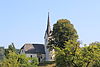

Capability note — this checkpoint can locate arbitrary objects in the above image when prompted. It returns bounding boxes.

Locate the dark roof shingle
[21,44,45,54]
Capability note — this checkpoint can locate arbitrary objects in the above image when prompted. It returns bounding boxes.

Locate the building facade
[0,47,5,60]
[44,13,55,61]
[20,44,45,62]
[20,13,55,62]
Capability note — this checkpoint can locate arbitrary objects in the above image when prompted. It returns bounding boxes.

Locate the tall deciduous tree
[48,19,79,67]
[48,19,78,49]
[55,40,81,67]
[81,42,100,67]
[56,41,100,67]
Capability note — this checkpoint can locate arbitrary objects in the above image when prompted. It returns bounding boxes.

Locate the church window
[51,57,52,59]
[41,56,42,59]
[22,50,24,53]
[30,55,32,58]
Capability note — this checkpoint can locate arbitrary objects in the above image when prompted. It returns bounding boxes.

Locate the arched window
[30,55,32,58]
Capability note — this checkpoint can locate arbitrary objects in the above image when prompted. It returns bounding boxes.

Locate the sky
[0,0,100,48]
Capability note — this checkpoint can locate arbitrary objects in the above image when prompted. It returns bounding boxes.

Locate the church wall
[26,54,37,58]
[26,54,45,62]
[44,33,54,61]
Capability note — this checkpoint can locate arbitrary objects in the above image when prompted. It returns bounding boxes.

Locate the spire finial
[48,12,49,15]
[46,12,51,35]
[48,12,50,23]
[47,12,50,27]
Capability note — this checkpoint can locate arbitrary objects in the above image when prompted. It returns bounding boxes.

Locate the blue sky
[0,0,100,48]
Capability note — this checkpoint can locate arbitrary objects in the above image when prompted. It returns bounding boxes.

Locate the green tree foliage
[18,54,39,67]
[1,44,39,67]
[49,19,100,67]
[1,51,20,67]
[49,19,80,67]
[55,41,100,67]
[80,42,100,67]
[55,47,66,67]
[48,19,78,49]
[31,58,39,67]
[5,43,16,58]
[55,40,81,67]
[0,51,39,67]
[8,43,16,52]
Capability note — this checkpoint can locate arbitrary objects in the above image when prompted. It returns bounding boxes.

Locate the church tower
[44,13,54,61]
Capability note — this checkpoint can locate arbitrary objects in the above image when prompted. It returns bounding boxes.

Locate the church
[20,13,55,62]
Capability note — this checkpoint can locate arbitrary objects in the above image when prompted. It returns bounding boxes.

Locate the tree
[8,43,16,52]
[1,51,39,67]
[18,54,39,67]
[49,19,100,67]
[1,51,20,67]
[55,47,67,67]
[5,43,16,58]
[55,40,81,67]
[80,42,100,67]
[55,41,100,67]
[2,43,39,67]
[48,19,78,49]
[48,19,79,67]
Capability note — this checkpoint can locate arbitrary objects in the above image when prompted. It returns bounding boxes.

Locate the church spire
[46,12,51,35]
[47,12,50,26]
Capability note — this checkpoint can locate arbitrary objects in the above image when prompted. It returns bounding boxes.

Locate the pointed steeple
[46,12,51,36]
[47,12,50,27]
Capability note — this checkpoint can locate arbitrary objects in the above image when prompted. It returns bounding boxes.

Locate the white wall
[44,33,55,61]
[26,54,37,57]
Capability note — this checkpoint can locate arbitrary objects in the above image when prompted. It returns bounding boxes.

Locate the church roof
[21,44,45,54]
[45,12,51,37]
